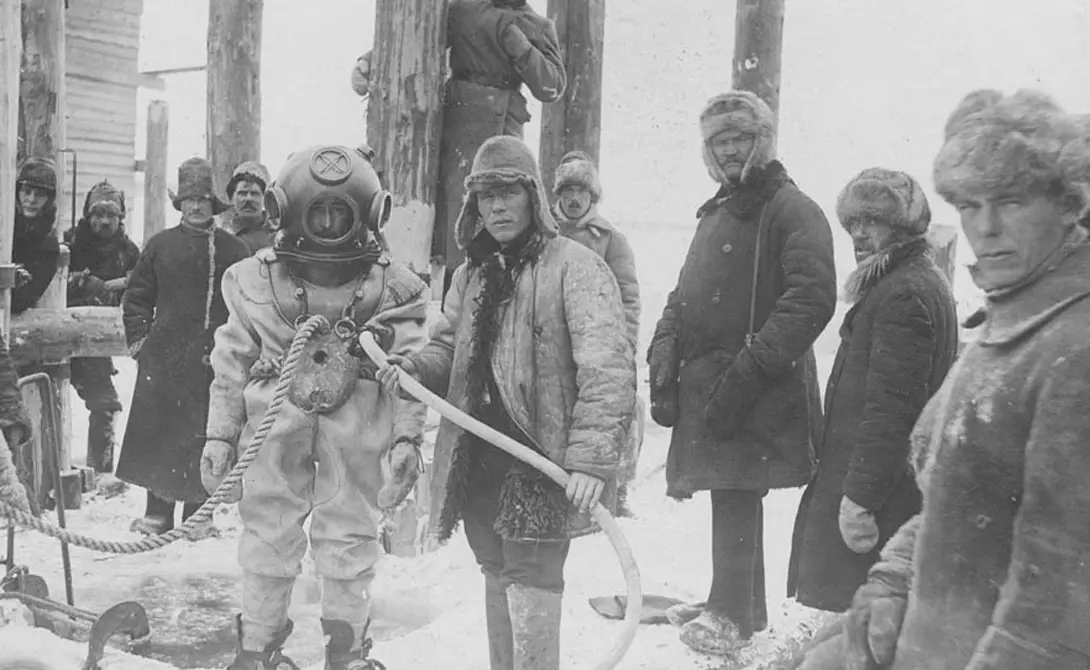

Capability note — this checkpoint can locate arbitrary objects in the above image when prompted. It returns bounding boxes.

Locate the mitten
[82,275,108,304]
[378,440,422,509]
[839,495,879,554]
[647,339,679,427]
[200,439,236,495]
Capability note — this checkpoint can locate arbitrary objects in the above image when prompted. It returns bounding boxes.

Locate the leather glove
[200,439,236,496]
[500,22,533,59]
[377,440,422,509]
[839,495,879,554]
[647,339,679,427]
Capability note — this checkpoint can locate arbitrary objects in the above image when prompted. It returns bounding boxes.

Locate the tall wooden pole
[732,0,785,155]
[206,0,262,190]
[143,100,169,244]
[366,0,448,279]
[1,0,20,342]
[539,0,606,198]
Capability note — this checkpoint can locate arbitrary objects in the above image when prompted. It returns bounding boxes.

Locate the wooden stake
[539,0,606,196]
[206,0,263,190]
[732,0,785,154]
[0,0,20,342]
[142,100,169,244]
[366,0,448,278]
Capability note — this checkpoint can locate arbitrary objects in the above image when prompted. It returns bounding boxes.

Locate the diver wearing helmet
[200,145,429,670]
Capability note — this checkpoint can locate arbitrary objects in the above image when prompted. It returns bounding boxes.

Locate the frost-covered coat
[435,0,565,267]
[786,239,958,612]
[414,235,636,541]
[649,162,836,497]
[553,204,641,352]
[890,242,1090,670]
[117,224,249,502]
[205,251,429,579]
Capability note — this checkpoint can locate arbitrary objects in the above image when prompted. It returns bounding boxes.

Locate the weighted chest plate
[288,327,361,414]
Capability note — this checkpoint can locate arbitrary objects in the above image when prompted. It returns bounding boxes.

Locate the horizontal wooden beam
[139,64,206,77]
[10,306,127,367]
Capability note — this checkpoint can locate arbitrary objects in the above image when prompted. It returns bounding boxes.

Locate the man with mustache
[786,168,958,615]
[222,161,274,255]
[65,180,140,493]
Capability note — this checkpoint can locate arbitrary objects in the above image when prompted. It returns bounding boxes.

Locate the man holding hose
[378,135,636,670]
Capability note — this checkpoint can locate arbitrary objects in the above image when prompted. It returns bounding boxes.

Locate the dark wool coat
[13,208,60,315]
[786,239,959,612]
[649,162,836,497]
[891,243,1090,670]
[65,220,140,306]
[117,224,249,502]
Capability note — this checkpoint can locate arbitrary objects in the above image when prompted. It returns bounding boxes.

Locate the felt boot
[485,573,514,670]
[507,584,561,670]
[226,614,298,670]
[86,410,117,474]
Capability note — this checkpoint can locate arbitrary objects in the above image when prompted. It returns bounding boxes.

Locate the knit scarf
[180,218,217,330]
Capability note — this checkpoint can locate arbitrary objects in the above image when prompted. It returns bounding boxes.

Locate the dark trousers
[707,489,768,638]
[463,488,571,594]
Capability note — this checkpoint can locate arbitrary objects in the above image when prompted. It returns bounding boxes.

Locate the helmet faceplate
[266,145,391,263]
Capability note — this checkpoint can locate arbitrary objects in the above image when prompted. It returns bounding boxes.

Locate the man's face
[849,218,897,264]
[17,184,50,218]
[478,183,533,245]
[306,198,355,241]
[181,197,214,226]
[557,185,592,220]
[954,188,1073,290]
[88,203,122,239]
[708,130,755,182]
[232,180,265,221]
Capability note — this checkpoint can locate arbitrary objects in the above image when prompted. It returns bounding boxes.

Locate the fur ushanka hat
[1059,113,1090,222]
[16,157,58,195]
[82,180,126,218]
[552,150,602,202]
[170,157,229,215]
[454,135,558,250]
[699,90,776,184]
[933,89,1084,210]
[836,168,931,237]
[226,160,271,198]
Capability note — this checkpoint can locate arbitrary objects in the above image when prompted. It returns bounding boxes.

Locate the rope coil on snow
[0,315,328,554]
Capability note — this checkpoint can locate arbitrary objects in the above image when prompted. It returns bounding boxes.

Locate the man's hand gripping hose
[0,315,329,554]
[357,331,643,670]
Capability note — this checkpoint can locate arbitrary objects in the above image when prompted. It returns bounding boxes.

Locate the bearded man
[647,90,837,656]
[222,161,274,254]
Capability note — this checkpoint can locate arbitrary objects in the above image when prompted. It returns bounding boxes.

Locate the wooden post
[539,0,606,197]
[927,224,958,288]
[143,100,169,244]
[206,0,263,189]
[1,0,20,342]
[366,0,448,278]
[732,0,785,154]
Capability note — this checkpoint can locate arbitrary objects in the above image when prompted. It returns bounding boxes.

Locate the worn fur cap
[226,160,271,198]
[16,157,58,195]
[82,180,126,218]
[552,150,602,201]
[837,168,931,237]
[934,89,1080,205]
[1059,113,1090,221]
[170,157,229,215]
[699,90,776,184]
[455,135,558,250]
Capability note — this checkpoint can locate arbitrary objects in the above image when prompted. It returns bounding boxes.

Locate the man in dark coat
[66,180,140,487]
[13,157,60,315]
[795,90,1090,670]
[220,160,274,255]
[118,157,249,536]
[785,168,958,614]
[647,90,837,656]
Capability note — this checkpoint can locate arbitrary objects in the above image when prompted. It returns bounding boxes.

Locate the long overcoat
[890,242,1090,670]
[786,239,958,612]
[117,224,249,502]
[649,162,837,497]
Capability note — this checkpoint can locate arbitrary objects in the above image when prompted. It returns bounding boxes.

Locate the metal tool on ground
[356,331,644,670]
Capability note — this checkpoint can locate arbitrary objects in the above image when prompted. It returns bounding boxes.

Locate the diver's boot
[226,614,299,670]
[322,618,387,670]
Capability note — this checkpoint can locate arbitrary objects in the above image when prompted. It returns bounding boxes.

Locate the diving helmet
[265,145,392,263]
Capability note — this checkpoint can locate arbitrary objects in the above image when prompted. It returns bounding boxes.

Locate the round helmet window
[305,198,356,243]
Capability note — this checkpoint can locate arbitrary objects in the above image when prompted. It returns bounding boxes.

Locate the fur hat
[836,167,931,237]
[1059,113,1090,221]
[82,180,126,218]
[454,135,558,250]
[933,89,1080,206]
[552,150,602,201]
[226,160,271,198]
[16,156,58,195]
[699,90,776,184]
[170,157,229,215]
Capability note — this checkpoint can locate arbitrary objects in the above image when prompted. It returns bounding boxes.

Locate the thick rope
[0,315,329,554]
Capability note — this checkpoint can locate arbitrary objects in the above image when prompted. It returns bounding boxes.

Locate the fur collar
[697,160,792,220]
[842,237,932,304]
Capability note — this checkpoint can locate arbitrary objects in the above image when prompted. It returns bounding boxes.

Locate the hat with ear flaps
[699,90,776,185]
[16,156,58,195]
[553,150,602,201]
[933,89,1081,207]
[836,167,931,237]
[169,157,229,215]
[454,135,558,250]
[82,180,126,218]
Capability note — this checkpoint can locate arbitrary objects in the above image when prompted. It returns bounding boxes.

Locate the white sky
[136,0,1090,296]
